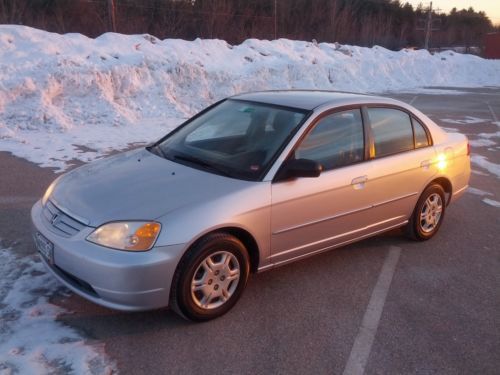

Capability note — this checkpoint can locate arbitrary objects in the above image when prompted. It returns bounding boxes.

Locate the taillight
[467,142,470,156]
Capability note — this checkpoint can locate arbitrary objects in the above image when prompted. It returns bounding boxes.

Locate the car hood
[51,148,252,227]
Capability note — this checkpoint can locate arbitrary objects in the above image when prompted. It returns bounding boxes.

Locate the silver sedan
[31,91,471,321]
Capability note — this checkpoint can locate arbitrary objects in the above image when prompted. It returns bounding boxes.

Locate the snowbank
[1,25,500,170]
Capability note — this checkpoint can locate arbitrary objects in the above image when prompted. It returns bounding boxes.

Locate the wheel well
[199,227,260,273]
[430,177,452,204]
[223,228,260,273]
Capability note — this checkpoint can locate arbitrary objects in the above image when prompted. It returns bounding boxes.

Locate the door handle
[351,175,368,190]
[420,160,431,169]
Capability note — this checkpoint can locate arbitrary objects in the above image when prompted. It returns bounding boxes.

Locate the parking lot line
[485,102,498,123]
[409,95,418,105]
[342,246,402,375]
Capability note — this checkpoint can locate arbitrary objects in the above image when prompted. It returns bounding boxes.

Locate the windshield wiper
[146,144,167,159]
[172,154,232,177]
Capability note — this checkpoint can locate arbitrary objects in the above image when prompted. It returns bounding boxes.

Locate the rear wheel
[170,232,250,321]
[407,184,446,241]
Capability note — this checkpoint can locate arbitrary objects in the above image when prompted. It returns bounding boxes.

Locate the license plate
[35,232,54,264]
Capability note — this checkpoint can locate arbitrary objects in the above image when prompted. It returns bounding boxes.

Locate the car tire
[406,183,446,241]
[170,232,250,322]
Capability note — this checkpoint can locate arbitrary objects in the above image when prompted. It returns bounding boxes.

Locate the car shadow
[55,228,407,339]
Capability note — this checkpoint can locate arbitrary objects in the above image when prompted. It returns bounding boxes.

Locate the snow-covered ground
[436,114,500,181]
[0,244,116,374]
[1,25,500,170]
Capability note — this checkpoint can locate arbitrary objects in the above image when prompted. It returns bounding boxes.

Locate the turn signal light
[130,223,161,250]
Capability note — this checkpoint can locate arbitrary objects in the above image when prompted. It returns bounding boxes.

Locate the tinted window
[296,109,364,170]
[368,108,414,157]
[412,117,430,148]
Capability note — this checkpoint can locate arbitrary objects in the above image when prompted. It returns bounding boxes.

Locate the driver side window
[296,109,364,171]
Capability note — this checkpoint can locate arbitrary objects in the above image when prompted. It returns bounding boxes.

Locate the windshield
[156,99,308,180]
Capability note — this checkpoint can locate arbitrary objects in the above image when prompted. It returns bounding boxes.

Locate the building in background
[484,32,500,59]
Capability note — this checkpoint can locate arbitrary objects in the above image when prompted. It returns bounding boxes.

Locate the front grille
[42,200,86,237]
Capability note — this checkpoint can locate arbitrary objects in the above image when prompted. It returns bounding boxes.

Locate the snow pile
[466,187,500,208]
[0,245,117,374]
[471,154,500,178]
[469,138,496,147]
[482,198,500,207]
[439,115,500,180]
[441,116,491,125]
[1,25,500,170]
[466,187,493,197]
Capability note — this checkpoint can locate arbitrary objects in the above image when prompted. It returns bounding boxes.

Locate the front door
[270,108,373,265]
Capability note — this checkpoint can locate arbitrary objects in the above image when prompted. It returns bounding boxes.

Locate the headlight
[87,221,161,251]
[42,176,62,206]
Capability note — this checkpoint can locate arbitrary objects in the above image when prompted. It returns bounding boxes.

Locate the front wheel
[170,233,250,321]
[407,184,446,241]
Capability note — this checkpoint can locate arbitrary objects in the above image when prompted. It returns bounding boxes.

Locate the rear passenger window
[296,109,364,171]
[412,117,430,148]
[367,108,414,157]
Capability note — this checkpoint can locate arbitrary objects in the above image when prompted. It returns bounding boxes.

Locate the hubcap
[191,251,240,310]
[419,193,443,233]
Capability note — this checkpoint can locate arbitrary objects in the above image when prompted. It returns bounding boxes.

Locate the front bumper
[31,200,187,311]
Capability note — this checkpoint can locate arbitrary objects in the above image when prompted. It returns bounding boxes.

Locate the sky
[406,1,500,25]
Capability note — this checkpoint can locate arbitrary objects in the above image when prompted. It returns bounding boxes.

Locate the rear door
[361,107,437,224]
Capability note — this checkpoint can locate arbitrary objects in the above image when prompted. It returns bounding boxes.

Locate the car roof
[230,90,393,111]
[231,90,449,145]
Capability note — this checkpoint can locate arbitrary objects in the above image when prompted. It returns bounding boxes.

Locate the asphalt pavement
[0,87,499,374]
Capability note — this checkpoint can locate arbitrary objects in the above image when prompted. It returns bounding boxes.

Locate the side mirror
[275,158,323,181]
